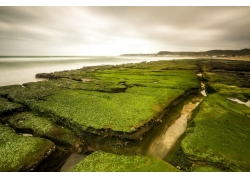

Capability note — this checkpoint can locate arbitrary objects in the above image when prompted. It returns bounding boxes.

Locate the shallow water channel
[59,89,206,171]
[227,97,250,108]
[60,153,86,172]
[146,95,203,159]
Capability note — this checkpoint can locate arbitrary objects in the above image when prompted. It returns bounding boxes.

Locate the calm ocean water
[0,56,197,86]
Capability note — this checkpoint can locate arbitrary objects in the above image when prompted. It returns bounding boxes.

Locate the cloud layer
[0,7,249,56]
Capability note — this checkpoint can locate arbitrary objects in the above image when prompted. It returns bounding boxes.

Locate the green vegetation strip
[190,164,222,172]
[6,112,81,147]
[0,97,23,115]
[181,94,250,171]
[0,123,54,172]
[0,61,200,134]
[26,69,199,133]
[207,82,250,102]
[29,87,184,133]
[203,72,250,101]
[73,150,180,172]
[0,82,59,106]
[95,69,199,90]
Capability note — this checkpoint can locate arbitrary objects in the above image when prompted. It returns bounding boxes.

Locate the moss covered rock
[27,69,199,134]
[203,71,250,101]
[28,88,186,133]
[73,151,180,172]
[6,112,83,148]
[190,164,222,172]
[181,94,250,171]
[0,123,54,172]
[0,97,24,116]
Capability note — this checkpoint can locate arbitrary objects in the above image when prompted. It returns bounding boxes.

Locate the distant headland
[120,48,250,57]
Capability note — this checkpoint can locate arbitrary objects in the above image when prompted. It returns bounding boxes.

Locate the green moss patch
[203,72,250,101]
[0,60,201,172]
[0,97,24,116]
[120,59,199,71]
[26,68,199,134]
[206,82,250,102]
[0,82,59,106]
[6,112,82,147]
[0,123,54,172]
[95,69,199,90]
[190,164,222,172]
[29,87,184,133]
[181,94,250,171]
[73,150,180,172]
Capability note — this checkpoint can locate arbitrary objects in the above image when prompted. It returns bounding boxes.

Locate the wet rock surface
[1,59,250,171]
[0,123,55,172]
[169,94,250,172]
[72,150,180,172]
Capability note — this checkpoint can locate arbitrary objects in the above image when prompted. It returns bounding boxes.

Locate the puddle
[200,82,207,97]
[147,97,203,159]
[60,153,86,172]
[147,115,188,158]
[201,90,207,97]
[227,98,250,108]
[197,73,202,77]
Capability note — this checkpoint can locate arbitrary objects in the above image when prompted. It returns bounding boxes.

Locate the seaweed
[180,94,250,171]
[6,112,83,149]
[72,150,180,172]
[0,123,54,172]
[0,97,24,116]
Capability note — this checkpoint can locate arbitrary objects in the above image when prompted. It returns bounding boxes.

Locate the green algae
[180,94,250,171]
[206,82,250,102]
[26,67,199,134]
[6,112,82,147]
[203,71,250,88]
[190,164,222,172]
[124,59,200,71]
[203,71,250,101]
[28,88,184,133]
[0,97,24,115]
[0,123,54,172]
[95,69,199,90]
[76,91,194,156]
[72,150,180,172]
[199,59,250,72]
[0,82,59,106]
[0,59,219,172]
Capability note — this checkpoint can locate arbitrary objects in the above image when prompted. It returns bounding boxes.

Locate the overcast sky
[0,6,250,56]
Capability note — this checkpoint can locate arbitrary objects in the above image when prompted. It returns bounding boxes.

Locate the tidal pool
[200,82,207,97]
[60,153,86,172]
[147,96,203,159]
[227,97,250,108]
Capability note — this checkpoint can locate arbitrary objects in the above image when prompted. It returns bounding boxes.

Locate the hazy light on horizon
[0,6,249,56]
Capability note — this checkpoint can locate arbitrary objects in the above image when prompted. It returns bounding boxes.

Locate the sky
[0,6,250,56]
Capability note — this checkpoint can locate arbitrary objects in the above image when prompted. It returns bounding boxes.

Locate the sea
[0,56,197,86]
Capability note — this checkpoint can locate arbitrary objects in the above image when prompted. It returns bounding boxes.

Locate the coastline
[0,58,250,172]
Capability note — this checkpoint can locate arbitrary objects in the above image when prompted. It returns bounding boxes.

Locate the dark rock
[35,73,55,79]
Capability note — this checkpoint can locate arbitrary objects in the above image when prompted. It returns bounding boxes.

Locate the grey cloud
[84,6,250,49]
[0,6,249,55]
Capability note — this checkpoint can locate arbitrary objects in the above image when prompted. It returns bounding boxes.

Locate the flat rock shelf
[1,59,250,172]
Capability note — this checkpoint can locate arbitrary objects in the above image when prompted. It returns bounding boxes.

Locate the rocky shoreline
[1,58,250,172]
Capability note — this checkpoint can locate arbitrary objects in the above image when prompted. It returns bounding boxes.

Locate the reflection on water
[147,97,202,159]
[60,153,86,172]
[148,115,187,159]
[0,56,200,86]
[201,90,207,97]
[200,82,207,97]
[227,98,250,108]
